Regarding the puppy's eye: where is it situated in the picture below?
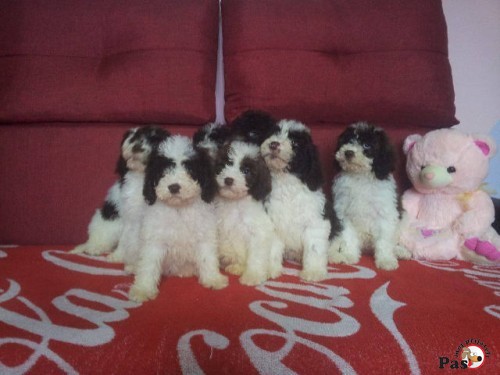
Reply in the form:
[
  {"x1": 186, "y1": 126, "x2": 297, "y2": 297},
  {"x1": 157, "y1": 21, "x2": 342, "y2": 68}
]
[
  {"x1": 291, "y1": 139, "x2": 298, "y2": 147},
  {"x1": 447, "y1": 166, "x2": 456, "y2": 173},
  {"x1": 227, "y1": 160, "x2": 233, "y2": 166},
  {"x1": 248, "y1": 131, "x2": 257, "y2": 139},
  {"x1": 362, "y1": 143, "x2": 371, "y2": 150},
  {"x1": 241, "y1": 166, "x2": 251, "y2": 175}
]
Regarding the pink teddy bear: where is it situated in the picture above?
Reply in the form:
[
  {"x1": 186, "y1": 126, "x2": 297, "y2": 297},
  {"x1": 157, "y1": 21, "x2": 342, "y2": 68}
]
[{"x1": 400, "y1": 128, "x2": 500, "y2": 263}]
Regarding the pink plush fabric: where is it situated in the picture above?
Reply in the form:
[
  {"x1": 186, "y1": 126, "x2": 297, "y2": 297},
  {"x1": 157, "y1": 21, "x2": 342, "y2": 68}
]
[
  {"x1": 222, "y1": 0, "x2": 457, "y2": 127},
  {"x1": 400, "y1": 128, "x2": 500, "y2": 262},
  {"x1": 0, "y1": 0, "x2": 219, "y2": 124}
]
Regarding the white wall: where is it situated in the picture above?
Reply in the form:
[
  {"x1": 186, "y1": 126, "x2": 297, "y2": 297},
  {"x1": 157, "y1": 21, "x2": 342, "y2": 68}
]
[
  {"x1": 443, "y1": 0, "x2": 500, "y2": 133},
  {"x1": 443, "y1": 0, "x2": 500, "y2": 197}
]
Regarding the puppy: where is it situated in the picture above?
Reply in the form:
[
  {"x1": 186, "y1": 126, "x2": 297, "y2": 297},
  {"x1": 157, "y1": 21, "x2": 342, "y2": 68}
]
[
  {"x1": 231, "y1": 109, "x2": 277, "y2": 146},
  {"x1": 71, "y1": 127, "x2": 167, "y2": 256},
  {"x1": 106, "y1": 126, "x2": 170, "y2": 269},
  {"x1": 329, "y1": 122, "x2": 409, "y2": 270},
  {"x1": 261, "y1": 119, "x2": 337, "y2": 281},
  {"x1": 215, "y1": 141, "x2": 284, "y2": 285},
  {"x1": 129, "y1": 135, "x2": 228, "y2": 302},
  {"x1": 193, "y1": 122, "x2": 232, "y2": 160}
]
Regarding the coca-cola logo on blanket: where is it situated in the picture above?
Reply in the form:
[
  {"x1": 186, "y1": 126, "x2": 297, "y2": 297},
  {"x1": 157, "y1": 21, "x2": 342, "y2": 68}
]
[{"x1": 0, "y1": 246, "x2": 498, "y2": 374}]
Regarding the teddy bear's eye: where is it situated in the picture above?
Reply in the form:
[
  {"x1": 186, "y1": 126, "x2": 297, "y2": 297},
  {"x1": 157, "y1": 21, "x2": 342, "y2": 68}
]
[
  {"x1": 447, "y1": 166, "x2": 456, "y2": 173},
  {"x1": 420, "y1": 166, "x2": 425, "y2": 171}
]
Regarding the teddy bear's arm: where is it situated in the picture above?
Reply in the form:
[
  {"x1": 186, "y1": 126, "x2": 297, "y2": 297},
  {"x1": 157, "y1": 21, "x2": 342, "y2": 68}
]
[
  {"x1": 401, "y1": 189, "x2": 422, "y2": 219},
  {"x1": 453, "y1": 190, "x2": 495, "y2": 237}
]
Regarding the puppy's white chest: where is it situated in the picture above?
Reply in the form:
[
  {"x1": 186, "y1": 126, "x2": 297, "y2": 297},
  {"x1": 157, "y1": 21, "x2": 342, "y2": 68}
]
[{"x1": 333, "y1": 173, "x2": 397, "y2": 225}]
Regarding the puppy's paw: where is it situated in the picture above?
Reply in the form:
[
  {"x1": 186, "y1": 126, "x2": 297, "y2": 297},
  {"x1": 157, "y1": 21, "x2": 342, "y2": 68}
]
[
  {"x1": 224, "y1": 263, "x2": 245, "y2": 276},
  {"x1": 107, "y1": 251, "x2": 124, "y2": 263},
  {"x1": 240, "y1": 271, "x2": 267, "y2": 286},
  {"x1": 201, "y1": 274, "x2": 229, "y2": 290},
  {"x1": 375, "y1": 256, "x2": 399, "y2": 271},
  {"x1": 128, "y1": 284, "x2": 158, "y2": 303},
  {"x1": 124, "y1": 264, "x2": 136, "y2": 275},
  {"x1": 394, "y1": 245, "x2": 411, "y2": 260},
  {"x1": 69, "y1": 245, "x2": 86, "y2": 254},
  {"x1": 268, "y1": 264, "x2": 283, "y2": 279},
  {"x1": 329, "y1": 251, "x2": 360, "y2": 265},
  {"x1": 300, "y1": 268, "x2": 327, "y2": 282}
]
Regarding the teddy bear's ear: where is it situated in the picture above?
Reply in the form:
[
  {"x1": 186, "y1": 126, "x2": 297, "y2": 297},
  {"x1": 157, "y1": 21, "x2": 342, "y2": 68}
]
[
  {"x1": 472, "y1": 134, "x2": 497, "y2": 159},
  {"x1": 403, "y1": 134, "x2": 422, "y2": 155}
]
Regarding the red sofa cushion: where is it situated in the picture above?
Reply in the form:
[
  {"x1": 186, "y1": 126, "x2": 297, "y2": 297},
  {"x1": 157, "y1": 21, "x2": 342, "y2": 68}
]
[
  {"x1": 223, "y1": 0, "x2": 457, "y2": 127},
  {"x1": 0, "y1": 0, "x2": 219, "y2": 124}
]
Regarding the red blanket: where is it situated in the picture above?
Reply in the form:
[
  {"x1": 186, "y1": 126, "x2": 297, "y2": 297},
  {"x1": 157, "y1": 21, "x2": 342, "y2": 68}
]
[{"x1": 1, "y1": 245, "x2": 498, "y2": 374}]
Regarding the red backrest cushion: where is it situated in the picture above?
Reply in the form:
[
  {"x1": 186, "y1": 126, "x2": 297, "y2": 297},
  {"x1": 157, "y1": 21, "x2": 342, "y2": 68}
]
[
  {"x1": 222, "y1": 0, "x2": 457, "y2": 128},
  {"x1": 0, "y1": 0, "x2": 219, "y2": 124}
]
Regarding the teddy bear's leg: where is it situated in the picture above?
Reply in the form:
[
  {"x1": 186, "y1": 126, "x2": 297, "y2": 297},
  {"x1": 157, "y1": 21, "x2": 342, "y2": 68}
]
[{"x1": 462, "y1": 229, "x2": 500, "y2": 263}]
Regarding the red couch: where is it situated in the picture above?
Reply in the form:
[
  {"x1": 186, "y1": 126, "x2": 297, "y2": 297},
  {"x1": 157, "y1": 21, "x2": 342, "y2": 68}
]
[{"x1": 1, "y1": 1, "x2": 498, "y2": 374}]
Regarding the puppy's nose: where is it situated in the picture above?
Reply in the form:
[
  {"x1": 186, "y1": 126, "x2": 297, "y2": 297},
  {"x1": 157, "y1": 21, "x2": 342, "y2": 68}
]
[
  {"x1": 168, "y1": 183, "x2": 181, "y2": 194},
  {"x1": 269, "y1": 141, "x2": 280, "y2": 151},
  {"x1": 344, "y1": 150, "x2": 355, "y2": 160},
  {"x1": 224, "y1": 177, "x2": 234, "y2": 186}
]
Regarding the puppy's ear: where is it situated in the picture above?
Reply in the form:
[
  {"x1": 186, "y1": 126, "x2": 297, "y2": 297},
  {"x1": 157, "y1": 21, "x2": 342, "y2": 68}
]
[
  {"x1": 143, "y1": 153, "x2": 169, "y2": 205},
  {"x1": 372, "y1": 130, "x2": 396, "y2": 180},
  {"x1": 115, "y1": 155, "x2": 128, "y2": 181},
  {"x1": 185, "y1": 148, "x2": 218, "y2": 203},
  {"x1": 291, "y1": 139, "x2": 323, "y2": 191},
  {"x1": 247, "y1": 157, "x2": 272, "y2": 201}
]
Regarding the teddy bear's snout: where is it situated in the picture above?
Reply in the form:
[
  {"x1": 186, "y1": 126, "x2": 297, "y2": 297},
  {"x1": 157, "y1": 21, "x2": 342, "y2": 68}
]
[{"x1": 419, "y1": 165, "x2": 453, "y2": 188}]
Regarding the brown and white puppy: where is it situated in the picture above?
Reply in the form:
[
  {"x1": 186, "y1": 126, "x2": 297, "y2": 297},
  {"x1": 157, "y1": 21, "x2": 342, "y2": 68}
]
[
  {"x1": 71, "y1": 126, "x2": 169, "y2": 256},
  {"x1": 215, "y1": 141, "x2": 284, "y2": 285},
  {"x1": 129, "y1": 135, "x2": 227, "y2": 303}
]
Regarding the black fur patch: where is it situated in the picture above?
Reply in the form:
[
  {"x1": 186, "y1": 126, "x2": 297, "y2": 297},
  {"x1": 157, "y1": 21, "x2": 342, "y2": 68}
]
[
  {"x1": 184, "y1": 148, "x2": 218, "y2": 203},
  {"x1": 336, "y1": 123, "x2": 396, "y2": 180},
  {"x1": 100, "y1": 201, "x2": 119, "y2": 220},
  {"x1": 323, "y1": 199, "x2": 342, "y2": 240},
  {"x1": 193, "y1": 124, "x2": 232, "y2": 149},
  {"x1": 143, "y1": 155, "x2": 175, "y2": 205},
  {"x1": 241, "y1": 156, "x2": 272, "y2": 201},
  {"x1": 231, "y1": 110, "x2": 278, "y2": 145},
  {"x1": 288, "y1": 130, "x2": 323, "y2": 191}
]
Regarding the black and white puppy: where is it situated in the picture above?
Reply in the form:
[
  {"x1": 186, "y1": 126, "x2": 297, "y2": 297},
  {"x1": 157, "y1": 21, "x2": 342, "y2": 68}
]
[
  {"x1": 231, "y1": 109, "x2": 277, "y2": 146},
  {"x1": 71, "y1": 126, "x2": 168, "y2": 256},
  {"x1": 329, "y1": 122, "x2": 409, "y2": 270},
  {"x1": 193, "y1": 122, "x2": 232, "y2": 160},
  {"x1": 129, "y1": 135, "x2": 228, "y2": 302},
  {"x1": 261, "y1": 119, "x2": 337, "y2": 281},
  {"x1": 106, "y1": 126, "x2": 170, "y2": 268},
  {"x1": 215, "y1": 141, "x2": 284, "y2": 285}
]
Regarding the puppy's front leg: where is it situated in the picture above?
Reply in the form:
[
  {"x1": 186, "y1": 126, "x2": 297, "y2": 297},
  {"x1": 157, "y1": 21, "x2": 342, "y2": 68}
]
[
  {"x1": 329, "y1": 221, "x2": 361, "y2": 265},
  {"x1": 300, "y1": 222, "x2": 329, "y2": 282},
  {"x1": 198, "y1": 242, "x2": 229, "y2": 290},
  {"x1": 240, "y1": 234, "x2": 269, "y2": 286},
  {"x1": 128, "y1": 243, "x2": 164, "y2": 302}
]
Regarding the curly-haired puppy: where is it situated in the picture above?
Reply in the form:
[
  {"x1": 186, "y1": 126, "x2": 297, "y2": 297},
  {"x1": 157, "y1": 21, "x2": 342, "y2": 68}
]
[
  {"x1": 193, "y1": 122, "x2": 232, "y2": 160},
  {"x1": 215, "y1": 141, "x2": 284, "y2": 285},
  {"x1": 261, "y1": 119, "x2": 338, "y2": 281},
  {"x1": 71, "y1": 126, "x2": 168, "y2": 256},
  {"x1": 329, "y1": 122, "x2": 409, "y2": 270},
  {"x1": 129, "y1": 135, "x2": 228, "y2": 302},
  {"x1": 231, "y1": 109, "x2": 277, "y2": 146},
  {"x1": 106, "y1": 126, "x2": 170, "y2": 268}
]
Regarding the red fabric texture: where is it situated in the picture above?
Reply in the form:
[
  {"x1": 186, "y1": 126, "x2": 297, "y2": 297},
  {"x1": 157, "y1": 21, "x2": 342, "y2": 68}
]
[
  {"x1": 222, "y1": 0, "x2": 457, "y2": 127},
  {"x1": 0, "y1": 123, "x2": 417, "y2": 245},
  {"x1": 0, "y1": 245, "x2": 498, "y2": 374},
  {"x1": 0, "y1": 0, "x2": 218, "y2": 124},
  {"x1": 0, "y1": 124, "x2": 198, "y2": 245}
]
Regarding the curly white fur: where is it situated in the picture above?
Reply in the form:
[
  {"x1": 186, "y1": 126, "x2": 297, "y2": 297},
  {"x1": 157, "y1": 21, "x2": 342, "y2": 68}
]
[
  {"x1": 261, "y1": 120, "x2": 330, "y2": 281},
  {"x1": 329, "y1": 123, "x2": 409, "y2": 270},
  {"x1": 129, "y1": 136, "x2": 227, "y2": 303},
  {"x1": 215, "y1": 142, "x2": 284, "y2": 285}
]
